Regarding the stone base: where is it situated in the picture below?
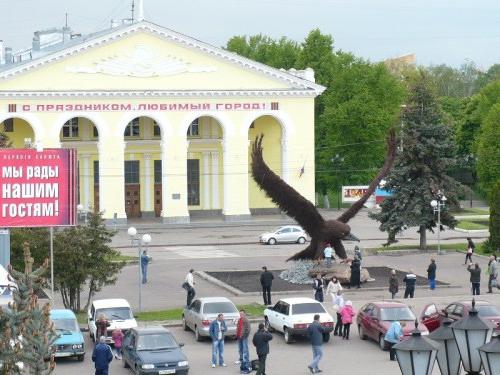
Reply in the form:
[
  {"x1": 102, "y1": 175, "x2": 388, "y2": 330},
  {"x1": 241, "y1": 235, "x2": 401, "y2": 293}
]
[
  {"x1": 141, "y1": 211, "x2": 156, "y2": 218},
  {"x1": 250, "y1": 208, "x2": 281, "y2": 215},
  {"x1": 189, "y1": 209, "x2": 223, "y2": 218},
  {"x1": 104, "y1": 217, "x2": 128, "y2": 225},
  {"x1": 162, "y1": 216, "x2": 190, "y2": 224},
  {"x1": 308, "y1": 263, "x2": 371, "y2": 284},
  {"x1": 223, "y1": 214, "x2": 252, "y2": 222}
]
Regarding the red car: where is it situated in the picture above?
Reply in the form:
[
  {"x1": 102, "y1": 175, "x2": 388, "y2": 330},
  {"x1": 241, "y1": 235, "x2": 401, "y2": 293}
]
[
  {"x1": 420, "y1": 300, "x2": 500, "y2": 332},
  {"x1": 357, "y1": 301, "x2": 429, "y2": 350}
]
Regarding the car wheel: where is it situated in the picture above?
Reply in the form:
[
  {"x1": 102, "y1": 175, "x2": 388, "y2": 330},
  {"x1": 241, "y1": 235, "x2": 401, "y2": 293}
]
[
  {"x1": 182, "y1": 315, "x2": 189, "y2": 331},
  {"x1": 322, "y1": 332, "x2": 330, "y2": 343},
  {"x1": 77, "y1": 355, "x2": 84, "y2": 362},
  {"x1": 284, "y1": 327, "x2": 293, "y2": 344},
  {"x1": 195, "y1": 326, "x2": 203, "y2": 342},
  {"x1": 297, "y1": 237, "x2": 306, "y2": 244},
  {"x1": 268, "y1": 238, "x2": 277, "y2": 245},
  {"x1": 122, "y1": 356, "x2": 129, "y2": 368},
  {"x1": 358, "y1": 325, "x2": 367, "y2": 340},
  {"x1": 379, "y1": 334, "x2": 387, "y2": 351}
]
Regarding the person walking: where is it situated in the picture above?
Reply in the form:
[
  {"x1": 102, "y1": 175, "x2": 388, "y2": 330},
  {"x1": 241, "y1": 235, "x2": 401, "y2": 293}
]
[
  {"x1": 427, "y1": 258, "x2": 437, "y2": 290},
  {"x1": 140, "y1": 249, "x2": 151, "y2": 284},
  {"x1": 340, "y1": 300, "x2": 356, "y2": 340},
  {"x1": 209, "y1": 314, "x2": 227, "y2": 368},
  {"x1": 323, "y1": 243, "x2": 333, "y2": 267},
  {"x1": 92, "y1": 336, "x2": 113, "y2": 375},
  {"x1": 389, "y1": 269, "x2": 399, "y2": 299},
  {"x1": 467, "y1": 263, "x2": 481, "y2": 295},
  {"x1": 184, "y1": 269, "x2": 196, "y2": 307},
  {"x1": 252, "y1": 323, "x2": 273, "y2": 375},
  {"x1": 349, "y1": 256, "x2": 361, "y2": 289},
  {"x1": 384, "y1": 321, "x2": 405, "y2": 361},
  {"x1": 403, "y1": 270, "x2": 417, "y2": 298},
  {"x1": 313, "y1": 274, "x2": 324, "y2": 302},
  {"x1": 307, "y1": 314, "x2": 325, "y2": 374},
  {"x1": 111, "y1": 328, "x2": 124, "y2": 359},
  {"x1": 332, "y1": 290, "x2": 345, "y2": 336},
  {"x1": 325, "y1": 277, "x2": 342, "y2": 303},
  {"x1": 95, "y1": 314, "x2": 110, "y2": 343},
  {"x1": 487, "y1": 255, "x2": 498, "y2": 293},
  {"x1": 235, "y1": 310, "x2": 251, "y2": 374},
  {"x1": 465, "y1": 237, "x2": 475, "y2": 264},
  {"x1": 260, "y1": 266, "x2": 274, "y2": 306}
]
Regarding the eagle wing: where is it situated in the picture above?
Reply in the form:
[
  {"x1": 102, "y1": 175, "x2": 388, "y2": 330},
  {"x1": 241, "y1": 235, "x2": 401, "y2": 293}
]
[{"x1": 251, "y1": 135, "x2": 324, "y2": 238}]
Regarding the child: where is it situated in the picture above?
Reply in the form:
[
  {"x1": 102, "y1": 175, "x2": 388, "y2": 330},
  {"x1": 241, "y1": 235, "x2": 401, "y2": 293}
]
[
  {"x1": 332, "y1": 290, "x2": 345, "y2": 336},
  {"x1": 111, "y1": 328, "x2": 124, "y2": 359},
  {"x1": 323, "y1": 243, "x2": 333, "y2": 267},
  {"x1": 340, "y1": 300, "x2": 356, "y2": 340}
]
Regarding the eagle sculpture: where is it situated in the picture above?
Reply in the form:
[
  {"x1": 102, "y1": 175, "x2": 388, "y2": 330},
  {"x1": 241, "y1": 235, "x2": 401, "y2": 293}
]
[{"x1": 251, "y1": 130, "x2": 397, "y2": 261}]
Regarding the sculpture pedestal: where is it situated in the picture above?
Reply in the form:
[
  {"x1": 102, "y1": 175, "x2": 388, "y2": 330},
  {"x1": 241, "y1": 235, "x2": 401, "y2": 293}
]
[{"x1": 308, "y1": 263, "x2": 371, "y2": 284}]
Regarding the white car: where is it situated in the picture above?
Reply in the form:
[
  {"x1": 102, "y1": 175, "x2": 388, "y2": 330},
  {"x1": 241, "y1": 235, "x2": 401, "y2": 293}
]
[
  {"x1": 87, "y1": 298, "x2": 137, "y2": 344},
  {"x1": 264, "y1": 297, "x2": 334, "y2": 344},
  {"x1": 259, "y1": 225, "x2": 308, "y2": 245}
]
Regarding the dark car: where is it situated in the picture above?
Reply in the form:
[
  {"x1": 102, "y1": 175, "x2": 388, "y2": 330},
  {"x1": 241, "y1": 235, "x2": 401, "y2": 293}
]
[
  {"x1": 357, "y1": 301, "x2": 429, "y2": 350},
  {"x1": 420, "y1": 300, "x2": 500, "y2": 333},
  {"x1": 122, "y1": 326, "x2": 189, "y2": 375}
]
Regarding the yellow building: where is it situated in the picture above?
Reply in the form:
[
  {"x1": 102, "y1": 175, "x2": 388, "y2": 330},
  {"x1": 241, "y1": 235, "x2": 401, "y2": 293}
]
[{"x1": 0, "y1": 20, "x2": 324, "y2": 223}]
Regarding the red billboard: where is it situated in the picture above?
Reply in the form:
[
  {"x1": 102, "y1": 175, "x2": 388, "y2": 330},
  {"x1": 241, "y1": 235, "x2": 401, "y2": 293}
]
[{"x1": 0, "y1": 148, "x2": 77, "y2": 227}]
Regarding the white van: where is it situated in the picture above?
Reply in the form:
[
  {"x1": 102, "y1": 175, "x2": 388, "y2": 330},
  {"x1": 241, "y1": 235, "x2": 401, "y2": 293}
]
[{"x1": 87, "y1": 298, "x2": 137, "y2": 344}]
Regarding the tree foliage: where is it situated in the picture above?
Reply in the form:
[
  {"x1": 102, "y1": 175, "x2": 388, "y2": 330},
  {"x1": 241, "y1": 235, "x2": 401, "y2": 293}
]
[
  {"x1": 476, "y1": 103, "x2": 500, "y2": 198},
  {"x1": 487, "y1": 180, "x2": 500, "y2": 252}
]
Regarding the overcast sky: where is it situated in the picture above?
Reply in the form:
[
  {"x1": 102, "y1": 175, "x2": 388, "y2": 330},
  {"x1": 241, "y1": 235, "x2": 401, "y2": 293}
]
[{"x1": 1, "y1": 0, "x2": 499, "y2": 69}]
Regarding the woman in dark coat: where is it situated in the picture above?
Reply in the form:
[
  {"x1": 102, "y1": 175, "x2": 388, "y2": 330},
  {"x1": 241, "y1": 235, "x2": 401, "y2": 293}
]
[
  {"x1": 389, "y1": 269, "x2": 399, "y2": 299},
  {"x1": 349, "y1": 257, "x2": 361, "y2": 289}
]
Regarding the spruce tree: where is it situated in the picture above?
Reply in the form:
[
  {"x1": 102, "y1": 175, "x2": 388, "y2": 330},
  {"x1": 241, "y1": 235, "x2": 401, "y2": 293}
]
[{"x1": 370, "y1": 73, "x2": 460, "y2": 249}]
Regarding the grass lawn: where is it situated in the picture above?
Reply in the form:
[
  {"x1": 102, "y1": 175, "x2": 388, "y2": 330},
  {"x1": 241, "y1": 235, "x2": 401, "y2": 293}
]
[
  {"x1": 456, "y1": 220, "x2": 489, "y2": 230},
  {"x1": 112, "y1": 254, "x2": 137, "y2": 262},
  {"x1": 374, "y1": 243, "x2": 466, "y2": 252},
  {"x1": 451, "y1": 208, "x2": 489, "y2": 215}
]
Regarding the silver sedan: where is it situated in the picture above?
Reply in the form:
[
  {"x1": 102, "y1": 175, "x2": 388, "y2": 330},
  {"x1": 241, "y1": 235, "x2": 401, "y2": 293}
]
[{"x1": 259, "y1": 225, "x2": 308, "y2": 245}]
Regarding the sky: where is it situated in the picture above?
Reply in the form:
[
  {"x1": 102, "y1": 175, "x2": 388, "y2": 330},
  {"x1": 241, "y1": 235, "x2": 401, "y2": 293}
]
[{"x1": 0, "y1": 0, "x2": 499, "y2": 69}]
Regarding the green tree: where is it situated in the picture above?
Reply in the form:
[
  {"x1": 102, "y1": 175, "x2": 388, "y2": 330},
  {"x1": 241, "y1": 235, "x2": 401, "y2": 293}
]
[
  {"x1": 488, "y1": 180, "x2": 500, "y2": 252},
  {"x1": 476, "y1": 103, "x2": 500, "y2": 197},
  {"x1": 9, "y1": 228, "x2": 50, "y2": 271},
  {"x1": 369, "y1": 73, "x2": 460, "y2": 249}
]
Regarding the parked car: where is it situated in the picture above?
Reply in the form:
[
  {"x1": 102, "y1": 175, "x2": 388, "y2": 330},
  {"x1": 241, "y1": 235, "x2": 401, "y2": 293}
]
[
  {"x1": 259, "y1": 225, "x2": 308, "y2": 245},
  {"x1": 87, "y1": 298, "x2": 137, "y2": 344},
  {"x1": 50, "y1": 309, "x2": 85, "y2": 361},
  {"x1": 420, "y1": 300, "x2": 500, "y2": 333},
  {"x1": 263, "y1": 297, "x2": 334, "y2": 344},
  {"x1": 182, "y1": 297, "x2": 239, "y2": 341},
  {"x1": 357, "y1": 301, "x2": 428, "y2": 350},
  {"x1": 122, "y1": 326, "x2": 189, "y2": 375}
]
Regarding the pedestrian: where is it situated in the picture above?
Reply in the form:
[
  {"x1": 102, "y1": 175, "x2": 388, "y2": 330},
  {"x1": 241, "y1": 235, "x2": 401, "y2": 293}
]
[
  {"x1": 349, "y1": 256, "x2": 361, "y2": 289},
  {"x1": 95, "y1": 314, "x2": 110, "y2": 343},
  {"x1": 465, "y1": 237, "x2": 475, "y2": 264},
  {"x1": 184, "y1": 269, "x2": 196, "y2": 307},
  {"x1": 313, "y1": 273, "x2": 324, "y2": 302},
  {"x1": 340, "y1": 300, "x2": 356, "y2": 340},
  {"x1": 260, "y1": 266, "x2": 274, "y2": 306},
  {"x1": 467, "y1": 263, "x2": 481, "y2": 295},
  {"x1": 325, "y1": 276, "x2": 342, "y2": 303},
  {"x1": 354, "y1": 245, "x2": 363, "y2": 261},
  {"x1": 307, "y1": 314, "x2": 325, "y2": 374},
  {"x1": 389, "y1": 269, "x2": 399, "y2": 299},
  {"x1": 323, "y1": 243, "x2": 333, "y2": 267},
  {"x1": 92, "y1": 336, "x2": 113, "y2": 375},
  {"x1": 140, "y1": 249, "x2": 151, "y2": 284},
  {"x1": 252, "y1": 322, "x2": 273, "y2": 375},
  {"x1": 403, "y1": 270, "x2": 417, "y2": 298},
  {"x1": 487, "y1": 255, "x2": 498, "y2": 293},
  {"x1": 209, "y1": 313, "x2": 227, "y2": 368},
  {"x1": 111, "y1": 328, "x2": 124, "y2": 359},
  {"x1": 235, "y1": 310, "x2": 251, "y2": 374},
  {"x1": 427, "y1": 258, "x2": 437, "y2": 290},
  {"x1": 384, "y1": 321, "x2": 405, "y2": 361},
  {"x1": 332, "y1": 290, "x2": 345, "y2": 336}
]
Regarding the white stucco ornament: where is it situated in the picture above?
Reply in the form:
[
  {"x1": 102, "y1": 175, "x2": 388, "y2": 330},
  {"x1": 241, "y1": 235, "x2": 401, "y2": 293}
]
[{"x1": 66, "y1": 45, "x2": 217, "y2": 77}]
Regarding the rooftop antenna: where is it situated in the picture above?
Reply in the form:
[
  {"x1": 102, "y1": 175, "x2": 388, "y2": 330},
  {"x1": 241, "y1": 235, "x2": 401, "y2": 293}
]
[
  {"x1": 131, "y1": 0, "x2": 135, "y2": 22},
  {"x1": 65, "y1": 13, "x2": 68, "y2": 28},
  {"x1": 137, "y1": 0, "x2": 144, "y2": 21}
]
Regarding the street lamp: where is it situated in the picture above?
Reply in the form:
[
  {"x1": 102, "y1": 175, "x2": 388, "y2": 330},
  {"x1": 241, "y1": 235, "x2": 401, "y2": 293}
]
[
  {"x1": 394, "y1": 320, "x2": 440, "y2": 375},
  {"x1": 77, "y1": 204, "x2": 87, "y2": 224},
  {"x1": 450, "y1": 299, "x2": 495, "y2": 375},
  {"x1": 127, "y1": 227, "x2": 151, "y2": 312},
  {"x1": 430, "y1": 191, "x2": 447, "y2": 255},
  {"x1": 428, "y1": 318, "x2": 461, "y2": 375},
  {"x1": 479, "y1": 335, "x2": 500, "y2": 375}
]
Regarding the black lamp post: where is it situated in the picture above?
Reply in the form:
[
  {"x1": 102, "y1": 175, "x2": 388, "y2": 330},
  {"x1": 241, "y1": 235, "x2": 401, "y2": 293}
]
[
  {"x1": 478, "y1": 335, "x2": 500, "y2": 375},
  {"x1": 450, "y1": 299, "x2": 495, "y2": 375},
  {"x1": 394, "y1": 320, "x2": 440, "y2": 375},
  {"x1": 428, "y1": 318, "x2": 461, "y2": 375}
]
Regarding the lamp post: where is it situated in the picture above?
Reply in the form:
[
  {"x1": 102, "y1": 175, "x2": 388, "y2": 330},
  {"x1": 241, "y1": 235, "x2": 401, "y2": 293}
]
[
  {"x1": 77, "y1": 204, "x2": 87, "y2": 224},
  {"x1": 127, "y1": 227, "x2": 151, "y2": 312},
  {"x1": 479, "y1": 335, "x2": 500, "y2": 375},
  {"x1": 393, "y1": 320, "x2": 440, "y2": 375},
  {"x1": 428, "y1": 318, "x2": 461, "y2": 375},
  {"x1": 450, "y1": 299, "x2": 495, "y2": 375},
  {"x1": 430, "y1": 191, "x2": 447, "y2": 255}
]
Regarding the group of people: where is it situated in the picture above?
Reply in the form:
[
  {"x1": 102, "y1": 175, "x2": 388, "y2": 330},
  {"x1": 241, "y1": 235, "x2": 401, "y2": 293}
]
[{"x1": 91, "y1": 314, "x2": 125, "y2": 375}]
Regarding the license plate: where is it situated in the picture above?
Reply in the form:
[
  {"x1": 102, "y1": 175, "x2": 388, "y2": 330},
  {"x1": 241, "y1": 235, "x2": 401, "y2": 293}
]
[
  {"x1": 54, "y1": 352, "x2": 72, "y2": 357},
  {"x1": 159, "y1": 370, "x2": 175, "y2": 374}
]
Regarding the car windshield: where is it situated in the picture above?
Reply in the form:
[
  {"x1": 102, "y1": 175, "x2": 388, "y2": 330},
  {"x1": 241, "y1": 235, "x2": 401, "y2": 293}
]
[
  {"x1": 380, "y1": 307, "x2": 416, "y2": 321},
  {"x1": 477, "y1": 305, "x2": 500, "y2": 317},
  {"x1": 54, "y1": 319, "x2": 79, "y2": 332},
  {"x1": 292, "y1": 303, "x2": 326, "y2": 315},
  {"x1": 96, "y1": 307, "x2": 133, "y2": 320},
  {"x1": 203, "y1": 302, "x2": 238, "y2": 314},
  {"x1": 137, "y1": 333, "x2": 177, "y2": 351}
]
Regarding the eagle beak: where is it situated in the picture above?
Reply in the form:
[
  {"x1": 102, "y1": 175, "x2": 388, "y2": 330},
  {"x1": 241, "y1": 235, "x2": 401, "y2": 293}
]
[{"x1": 343, "y1": 233, "x2": 360, "y2": 242}]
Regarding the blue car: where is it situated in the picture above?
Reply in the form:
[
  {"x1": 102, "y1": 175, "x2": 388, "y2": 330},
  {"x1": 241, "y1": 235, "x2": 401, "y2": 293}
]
[{"x1": 50, "y1": 309, "x2": 85, "y2": 361}]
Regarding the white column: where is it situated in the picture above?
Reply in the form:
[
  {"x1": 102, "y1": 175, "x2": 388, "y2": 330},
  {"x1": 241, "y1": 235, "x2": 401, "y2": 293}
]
[
  {"x1": 202, "y1": 151, "x2": 210, "y2": 209},
  {"x1": 81, "y1": 154, "x2": 90, "y2": 210},
  {"x1": 211, "y1": 151, "x2": 220, "y2": 209},
  {"x1": 144, "y1": 153, "x2": 152, "y2": 212}
]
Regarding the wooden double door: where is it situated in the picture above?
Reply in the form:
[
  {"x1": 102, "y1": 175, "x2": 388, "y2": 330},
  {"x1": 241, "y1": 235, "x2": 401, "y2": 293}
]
[{"x1": 125, "y1": 184, "x2": 141, "y2": 218}]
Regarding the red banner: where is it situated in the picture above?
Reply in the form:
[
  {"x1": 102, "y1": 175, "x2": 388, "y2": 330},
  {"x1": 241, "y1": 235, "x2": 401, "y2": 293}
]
[{"x1": 0, "y1": 149, "x2": 77, "y2": 227}]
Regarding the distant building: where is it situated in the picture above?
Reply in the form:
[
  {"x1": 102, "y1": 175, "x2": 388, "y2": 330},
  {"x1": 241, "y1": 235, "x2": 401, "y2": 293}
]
[{"x1": 384, "y1": 53, "x2": 416, "y2": 74}]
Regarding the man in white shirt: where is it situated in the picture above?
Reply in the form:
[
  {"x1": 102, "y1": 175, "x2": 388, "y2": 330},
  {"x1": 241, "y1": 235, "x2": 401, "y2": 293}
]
[
  {"x1": 185, "y1": 269, "x2": 196, "y2": 306},
  {"x1": 323, "y1": 243, "x2": 333, "y2": 267}
]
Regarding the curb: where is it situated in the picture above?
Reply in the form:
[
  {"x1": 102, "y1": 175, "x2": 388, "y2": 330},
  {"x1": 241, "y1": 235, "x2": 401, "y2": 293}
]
[{"x1": 454, "y1": 228, "x2": 489, "y2": 233}]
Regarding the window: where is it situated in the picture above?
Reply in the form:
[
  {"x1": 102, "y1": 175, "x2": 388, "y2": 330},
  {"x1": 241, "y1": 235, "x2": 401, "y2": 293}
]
[
  {"x1": 124, "y1": 118, "x2": 140, "y2": 137},
  {"x1": 124, "y1": 160, "x2": 140, "y2": 184},
  {"x1": 62, "y1": 118, "x2": 79, "y2": 138},
  {"x1": 153, "y1": 121, "x2": 161, "y2": 137},
  {"x1": 95, "y1": 307, "x2": 133, "y2": 320},
  {"x1": 2, "y1": 118, "x2": 13, "y2": 132},
  {"x1": 187, "y1": 118, "x2": 199, "y2": 137},
  {"x1": 280, "y1": 303, "x2": 290, "y2": 316},
  {"x1": 453, "y1": 305, "x2": 464, "y2": 317},
  {"x1": 93, "y1": 125, "x2": 98, "y2": 138},
  {"x1": 202, "y1": 302, "x2": 238, "y2": 314},
  {"x1": 187, "y1": 159, "x2": 200, "y2": 205},
  {"x1": 94, "y1": 161, "x2": 99, "y2": 185},
  {"x1": 423, "y1": 304, "x2": 437, "y2": 318},
  {"x1": 191, "y1": 300, "x2": 201, "y2": 313},
  {"x1": 154, "y1": 160, "x2": 162, "y2": 184},
  {"x1": 380, "y1": 307, "x2": 415, "y2": 321},
  {"x1": 445, "y1": 304, "x2": 456, "y2": 316},
  {"x1": 292, "y1": 303, "x2": 326, "y2": 315},
  {"x1": 137, "y1": 333, "x2": 177, "y2": 350}
]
